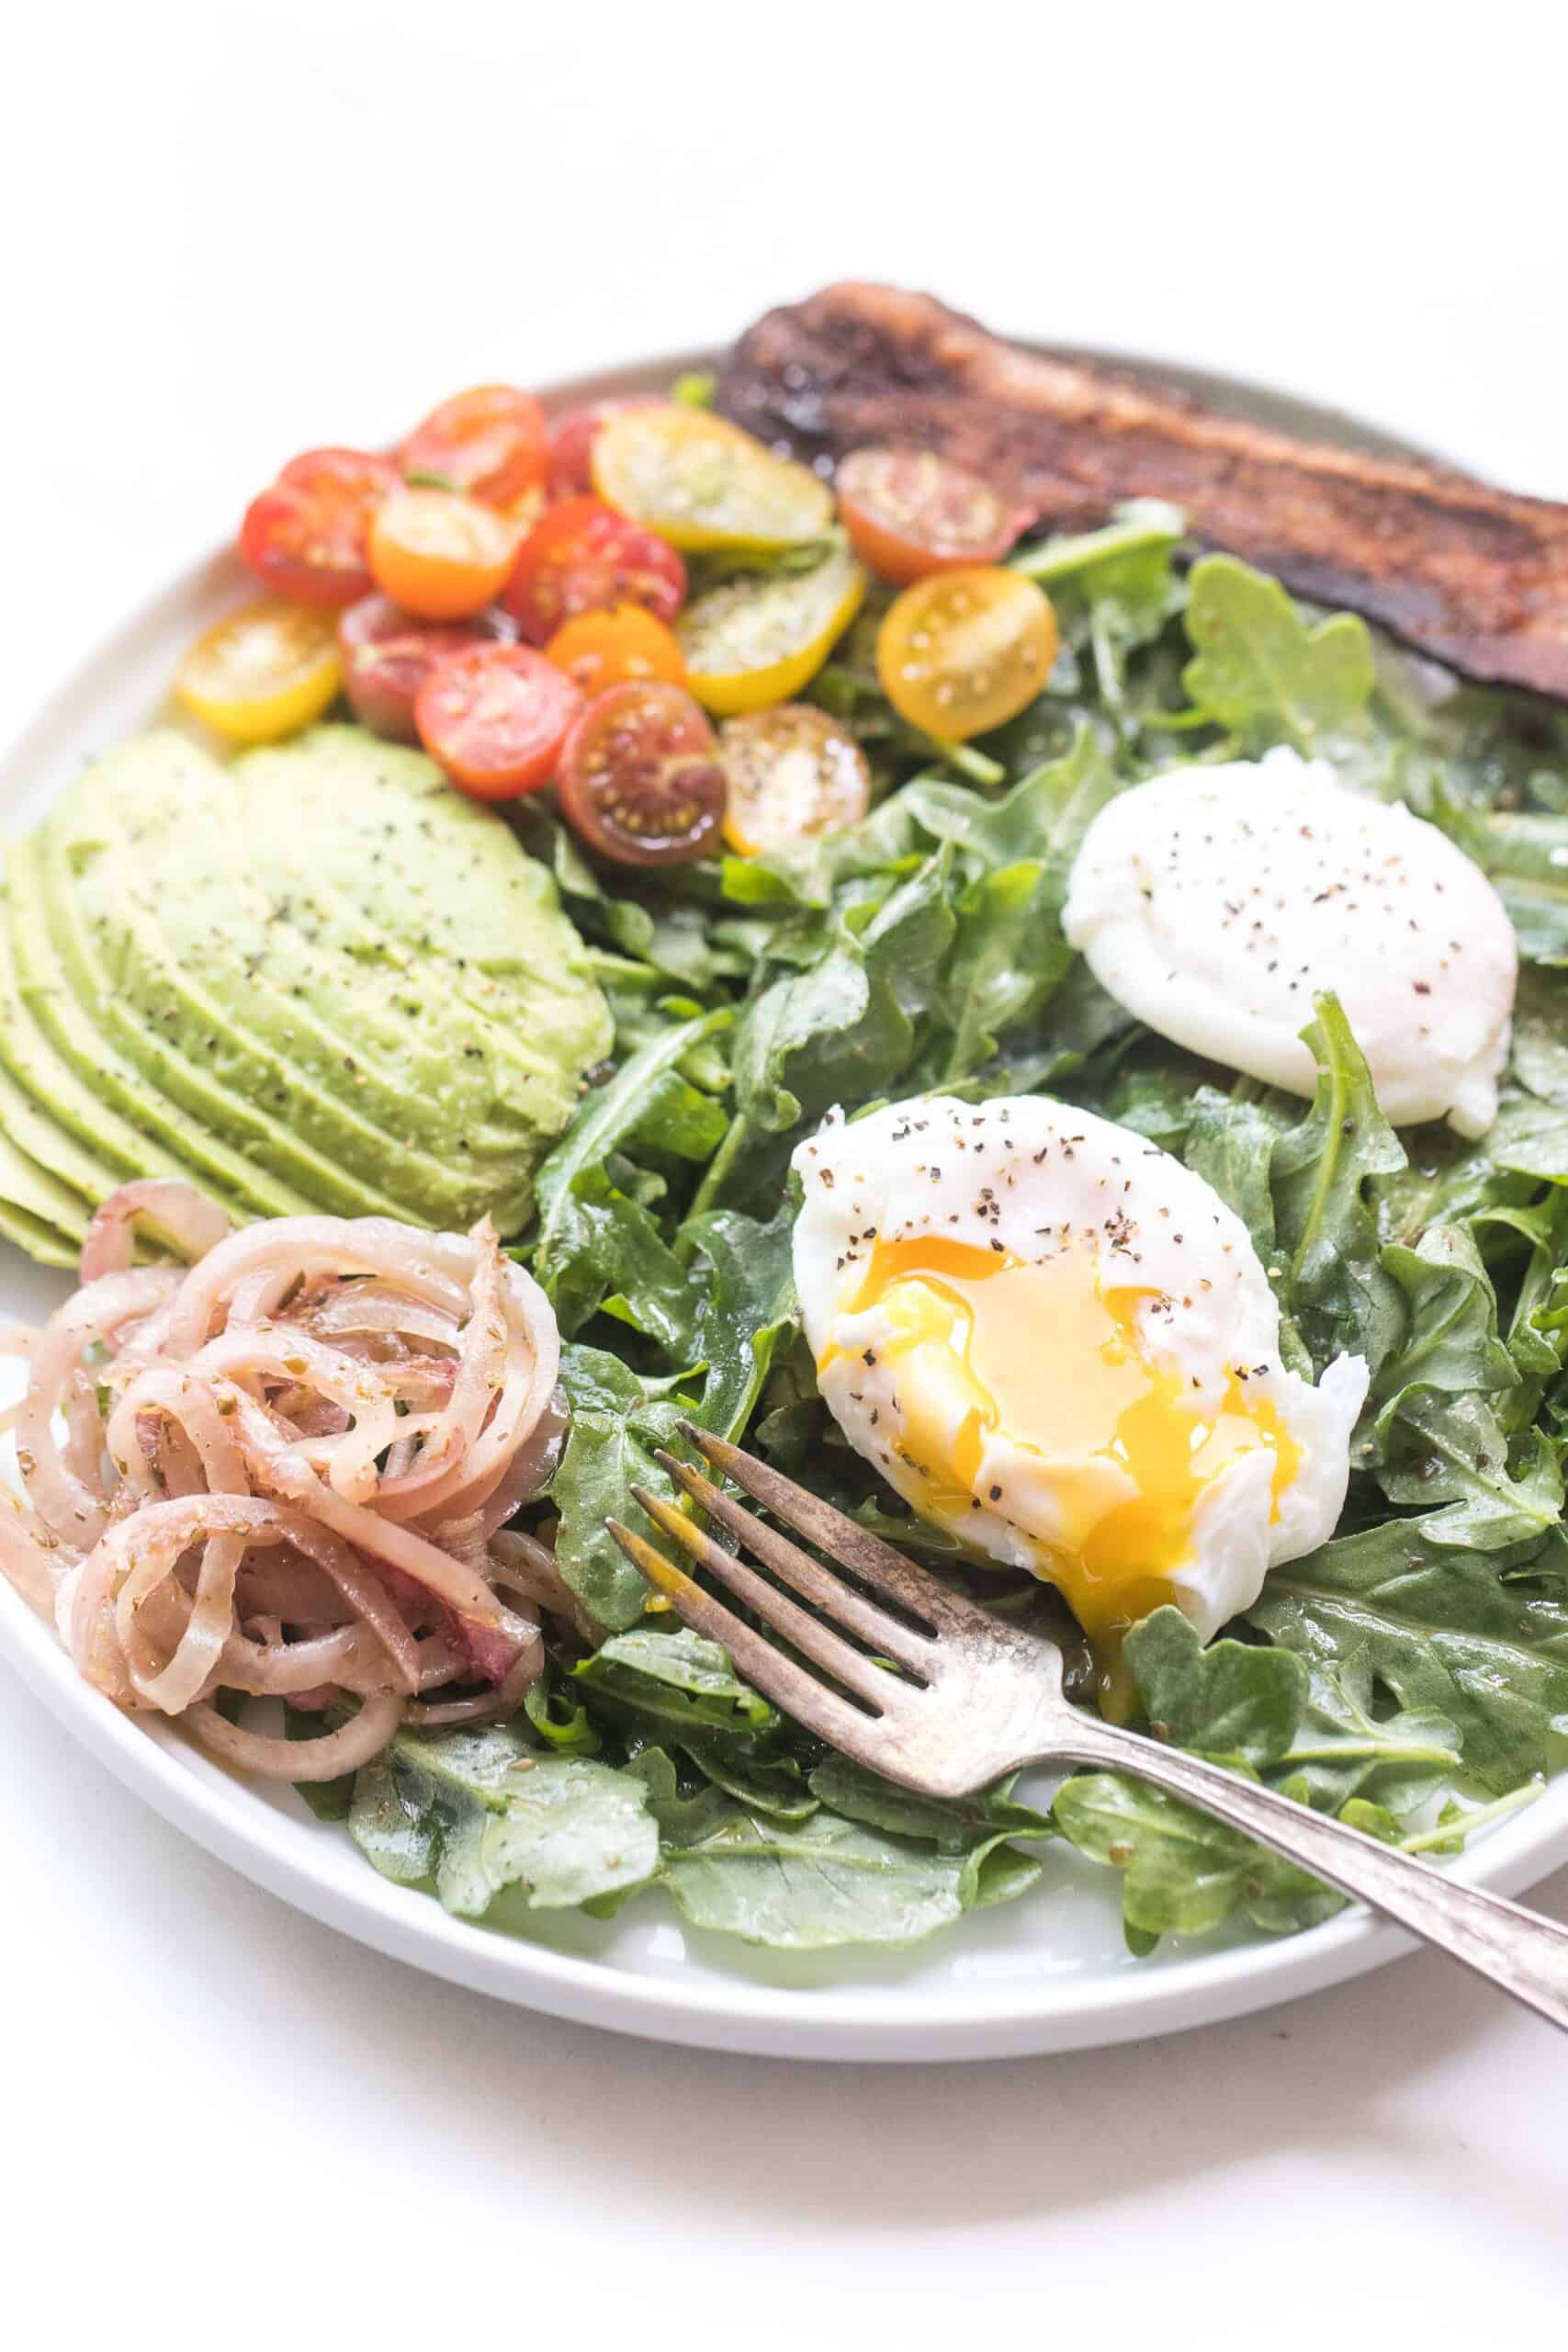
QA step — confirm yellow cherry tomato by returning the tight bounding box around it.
[592,403,834,553]
[678,544,866,717]
[717,704,873,855]
[543,603,688,696]
[367,487,521,619]
[174,599,342,744]
[876,566,1058,741]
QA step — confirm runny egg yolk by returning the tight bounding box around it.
[825,1236,1301,1647]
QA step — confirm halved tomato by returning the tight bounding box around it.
[547,395,662,501]
[592,405,832,552]
[876,566,1058,741]
[543,605,686,696]
[399,386,548,508]
[367,489,521,620]
[175,599,342,744]
[556,683,725,866]
[339,595,515,741]
[501,496,685,644]
[677,543,866,716]
[414,643,581,799]
[716,705,873,855]
[240,447,400,608]
[837,447,1025,584]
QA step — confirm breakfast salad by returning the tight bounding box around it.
[2,284,1567,1960]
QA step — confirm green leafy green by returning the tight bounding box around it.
[349,1724,657,1918]
[1181,554,1377,751]
[1123,1607,1306,1768]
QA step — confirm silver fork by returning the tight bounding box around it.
[607,1421,1568,2034]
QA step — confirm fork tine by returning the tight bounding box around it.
[674,1420,968,1630]
[651,1448,935,1672]
[628,1486,912,1711]
[604,1518,892,1758]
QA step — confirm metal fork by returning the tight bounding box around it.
[607,1421,1568,2033]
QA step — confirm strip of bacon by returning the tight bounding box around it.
[715,283,1568,699]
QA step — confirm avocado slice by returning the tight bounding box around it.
[0,1192,77,1270]
[7,831,318,1219]
[51,727,612,1231]
[50,738,526,1222]
[0,866,232,1205]
[0,1121,88,1246]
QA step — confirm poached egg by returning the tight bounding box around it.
[1063,748,1517,1136]
[792,1094,1366,1652]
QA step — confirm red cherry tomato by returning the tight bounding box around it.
[547,394,661,501]
[836,447,1025,585]
[339,595,515,741]
[414,643,582,800]
[399,385,548,508]
[500,496,686,646]
[556,682,725,866]
[240,447,400,609]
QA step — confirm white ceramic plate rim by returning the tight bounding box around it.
[1,345,1564,2064]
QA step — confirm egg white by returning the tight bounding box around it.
[792,1094,1366,1640]
[1062,748,1517,1136]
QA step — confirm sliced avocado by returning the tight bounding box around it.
[0,1193,76,1270]
[51,727,612,1231]
[0,1033,122,1208]
[7,832,315,1220]
[0,867,225,1201]
[0,1122,88,1245]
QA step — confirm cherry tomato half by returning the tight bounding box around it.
[556,683,725,867]
[240,447,400,609]
[339,595,515,741]
[592,404,833,552]
[175,599,342,744]
[414,643,582,800]
[716,705,873,856]
[547,395,662,501]
[678,542,866,716]
[501,496,686,645]
[876,566,1059,741]
[837,447,1025,585]
[543,605,687,696]
[399,385,548,508]
[367,488,522,620]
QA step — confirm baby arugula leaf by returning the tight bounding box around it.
[575,1625,777,1742]
[1249,1513,1568,1790]
[348,1724,658,1919]
[678,1199,798,1440]
[1122,1606,1307,1768]
[549,1344,701,1630]
[538,1163,699,1352]
[1180,555,1377,752]
[1275,1659,1461,1816]
[1374,1394,1562,1550]
[807,1752,1056,1854]
[654,1799,1043,1951]
[1426,786,1568,964]
[1270,994,1407,1383]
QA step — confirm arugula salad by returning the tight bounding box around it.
[3,368,1567,1966]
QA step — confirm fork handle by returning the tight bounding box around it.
[1055,1719,1568,2031]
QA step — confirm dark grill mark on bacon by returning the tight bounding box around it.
[716,283,1568,699]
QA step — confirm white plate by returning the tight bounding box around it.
[2,349,1565,2063]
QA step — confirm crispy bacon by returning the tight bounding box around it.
[716,283,1568,699]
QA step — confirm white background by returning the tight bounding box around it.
[4,4,1567,2340]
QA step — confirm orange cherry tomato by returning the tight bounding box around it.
[367,489,522,620]
[716,705,873,855]
[876,566,1059,741]
[240,447,400,609]
[414,643,581,799]
[543,604,687,696]
[399,385,548,508]
[501,496,686,645]
[836,447,1026,585]
[556,683,725,867]
[547,395,662,501]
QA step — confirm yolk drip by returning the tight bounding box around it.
[825,1236,1299,1649]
